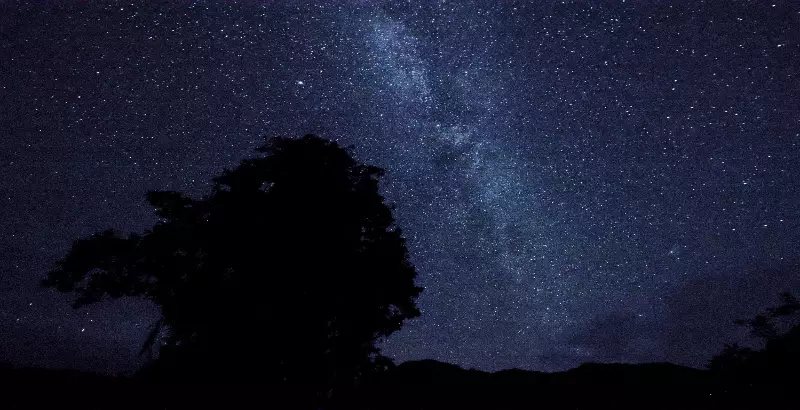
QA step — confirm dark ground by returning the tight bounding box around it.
[1,360,794,410]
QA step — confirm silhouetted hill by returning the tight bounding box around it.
[0,363,311,409]
[359,359,725,410]
[0,364,139,409]
[2,360,797,409]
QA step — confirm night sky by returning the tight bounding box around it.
[1,1,799,375]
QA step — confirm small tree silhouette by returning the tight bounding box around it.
[707,343,757,374]
[709,290,800,402]
[43,135,422,394]
[734,292,800,342]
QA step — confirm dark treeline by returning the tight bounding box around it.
[2,354,799,409]
[7,135,797,409]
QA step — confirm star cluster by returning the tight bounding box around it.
[1,1,798,374]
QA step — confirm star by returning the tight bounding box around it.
[1,0,798,375]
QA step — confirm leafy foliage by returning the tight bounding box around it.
[706,343,757,374]
[709,291,800,400]
[732,292,800,342]
[43,135,422,388]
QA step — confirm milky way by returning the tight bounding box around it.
[1,1,799,374]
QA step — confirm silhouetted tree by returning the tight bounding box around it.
[733,292,800,342]
[42,135,422,397]
[706,343,757,375]
[735,314,780,341]
[709,291,800,403]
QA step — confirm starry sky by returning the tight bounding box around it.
[1,1,799,375]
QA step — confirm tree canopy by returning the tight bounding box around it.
[43,135,422,390]
[708,291,800,395]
